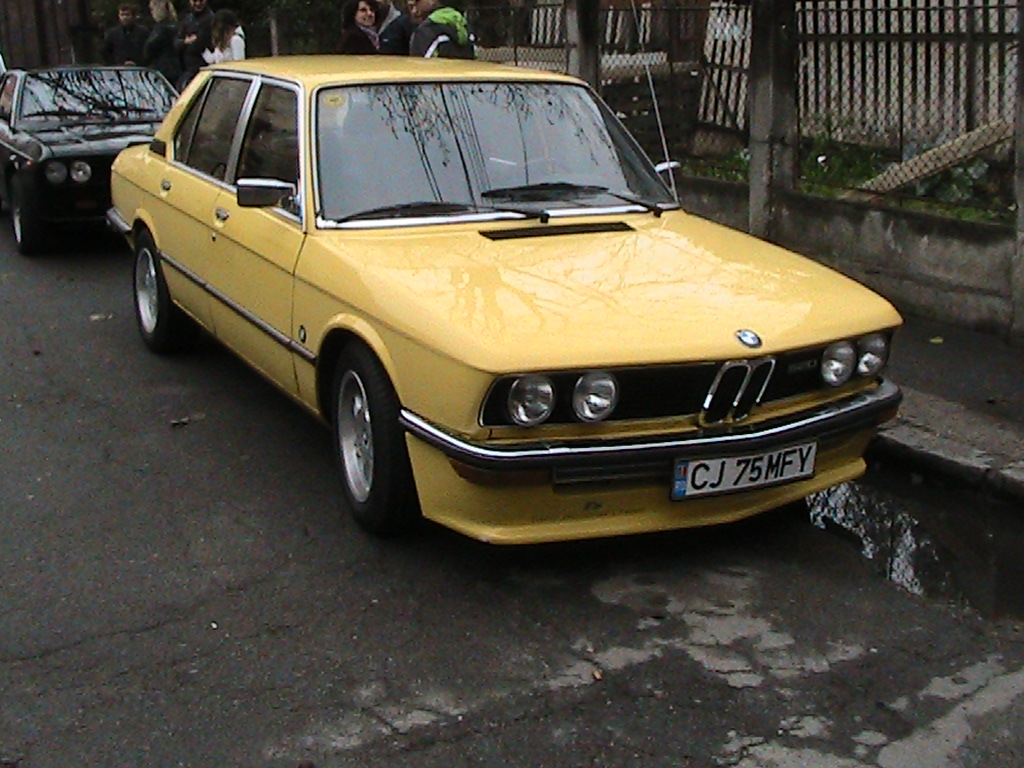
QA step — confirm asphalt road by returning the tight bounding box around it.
[2,229,1023,768]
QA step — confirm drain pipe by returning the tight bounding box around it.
[747,0,798,241]
[1014,20,1024,343]
[566,0,601,90]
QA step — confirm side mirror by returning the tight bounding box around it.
[236,177,296,209]
[149,138,166,155]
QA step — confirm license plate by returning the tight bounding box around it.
[672,442,817,500]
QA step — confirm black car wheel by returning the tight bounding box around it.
[133,229,196,353]
[11,176,46,255]
[331,343,421,536]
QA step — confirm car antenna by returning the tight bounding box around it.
[628,0,677,201]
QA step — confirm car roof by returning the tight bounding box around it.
[11,65,159,75]
[206,55,585,88]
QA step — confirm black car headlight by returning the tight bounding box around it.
[507,374,555,426]
[44,161,68,184]
[70,160,93,183]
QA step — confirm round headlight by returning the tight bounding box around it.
[44,161,68,184]
[507,375,555,426]
[70,160,92,183]
[572,371,619,422]
[821,341,856,387]
[856,333,889,377]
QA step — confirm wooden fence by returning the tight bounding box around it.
[0,0,96,68]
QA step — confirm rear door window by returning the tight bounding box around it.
[176,76,252,181]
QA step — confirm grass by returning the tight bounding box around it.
[678,136,1014,226]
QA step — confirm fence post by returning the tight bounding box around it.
[566,0,601,89]
[1014,16,1024,342]
[747,0,798,239]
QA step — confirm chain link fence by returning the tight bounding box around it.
[797,0,1017,224]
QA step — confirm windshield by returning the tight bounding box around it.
[18,68,175,125]
[315,81,675,223]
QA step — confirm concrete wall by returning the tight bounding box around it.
[677,180,1017,340]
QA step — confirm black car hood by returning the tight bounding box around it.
[26,121,161,156]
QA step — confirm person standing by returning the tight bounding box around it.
[408,0,475,59]
[143,0,181,86]
[339,0,380,54]
[176,0,215,88]
[100,3,150,65]
[202,9,246,63]
[376,0,414,55]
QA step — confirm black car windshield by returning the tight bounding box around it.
[17,68,175,125]
[315,81,676,222]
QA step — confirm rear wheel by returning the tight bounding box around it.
[133,229,196,353]
[331,343,420,536]
[11,175,46,255]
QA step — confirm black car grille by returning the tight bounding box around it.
[482,344,834,427]
[37,155,115,219]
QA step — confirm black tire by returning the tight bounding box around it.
[331,343,420,536]
[132,229,196,353]
[11,175,46,255]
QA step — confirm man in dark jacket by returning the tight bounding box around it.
[377,1,415,55]
[176,0,215,88]
[100,3,149,65]
[409,0,475,59]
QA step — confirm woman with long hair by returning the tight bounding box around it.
[339,0,380,54]
[202,9,246,64]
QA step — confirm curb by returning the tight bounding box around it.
[870,416,1024,507]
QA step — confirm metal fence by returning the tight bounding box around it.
[796,0,1017,222]
[20,0,1011,223]
[468,1,1016,223]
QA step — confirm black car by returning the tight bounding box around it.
[0,66,176,254]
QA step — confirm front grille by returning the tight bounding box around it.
[482,344,840,427]
[701,358,776,425]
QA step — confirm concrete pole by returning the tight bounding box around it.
[1013,15,1024,342]
[566,0,601,89]
[747,0,798,239]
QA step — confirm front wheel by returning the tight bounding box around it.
[133,230,196,353]
[11,175,46,255]
[331,343,420,536]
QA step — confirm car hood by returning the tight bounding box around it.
[26,122,161,155]
[327,211,902,372]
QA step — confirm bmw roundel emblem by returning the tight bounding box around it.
[736,329,762,349]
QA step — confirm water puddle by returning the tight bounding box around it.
[808,467,1024,620]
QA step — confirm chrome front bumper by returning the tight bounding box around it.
[400,379,901,472]
[105,206,131,235]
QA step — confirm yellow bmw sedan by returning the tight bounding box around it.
[108,56,902,544]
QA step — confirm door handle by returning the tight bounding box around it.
[160,179,171,191]
[215,207,230,221]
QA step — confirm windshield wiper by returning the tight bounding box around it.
[483,183,671,216]
[20,108,89,119]
[482,182,607,201]
[336,200,553,224]
[337,201,478,222]
[600,190,676,216]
